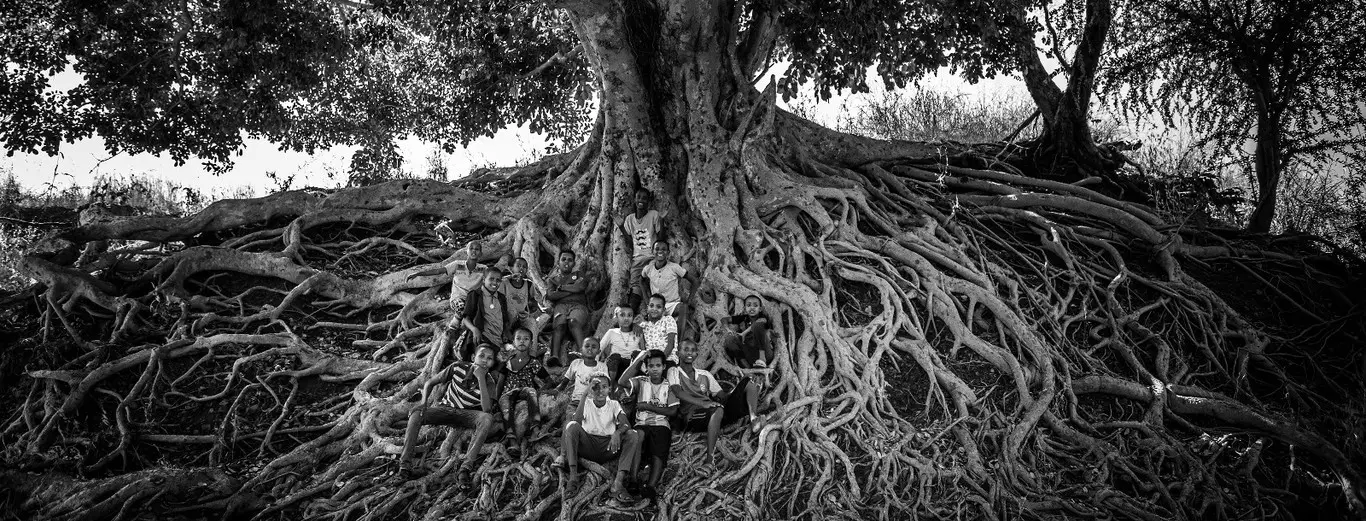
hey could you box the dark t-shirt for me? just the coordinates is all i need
[730,312,769,337]
[441,362,484,410]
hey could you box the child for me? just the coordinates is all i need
[502,257,551,343]
[537,357,571,427]
[400,344,501,486]
[621,189,662,311]
[639,240,698,324]
[600,304,646,383]
[546,250,592,361]
[459,265,513,361]
[500,328,544,455]
[407,239,487,361]
[668,340,762,464]
[639,294,679,362]
[561,337,609,410]
[562,375,641,502]
[618,349,678,499]
[725,295,773,368]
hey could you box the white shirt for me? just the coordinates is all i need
[566,359,608,401]
[601,327,642,357]
[623,210,661,260]
[642,261,687,303]
[632,376,678,427]
[581,398,623,437]
[640,315,678,362]
[667,366,721,396]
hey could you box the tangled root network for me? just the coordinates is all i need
[2,124,1363,521]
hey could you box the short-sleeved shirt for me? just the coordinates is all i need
[440,362,484,410]
[666,366,721,396]
[623,210,661,260]
[500,277,536,315]
[567,359,609,401]
[601,327,642,358]
[443,259,486,305]
[581,398,624,437]
[546,270,590,307]
[642,261,687,303]
[506,357,541,390]
[640,316,678,361]
[632,376,678,427]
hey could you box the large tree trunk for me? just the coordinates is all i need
[4,0,1364,519]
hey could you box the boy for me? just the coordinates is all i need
[599,304,645,383]
[618,349,678,499]
[562,375,641,502]
[501,257,551,344]
[460,266,514,361]
[725,295,773,368]
[561,337,609,410]
[407,239,486,361]
[668,340,761,464]
[639,294,679,362]
[639,240,698,322]
[546,250,592,361]
[621,189,662,311]
[400,344,501,486]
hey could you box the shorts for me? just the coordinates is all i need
[636,424,672,466]
[664,301,680,315]
[628,256,652,293]
[576,433,619,463]
[552,302,590,326]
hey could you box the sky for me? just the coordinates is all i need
[1,64,1036,197]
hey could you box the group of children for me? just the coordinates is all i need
[396,190,779,504]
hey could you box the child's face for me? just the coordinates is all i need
[646,298,665,319]
[634,190,650,213]
[547,365,566,378]
[678,342,698,364]
[615,307,635,327]
[466,240,483,260]
[482,271,501,291]
[589,376,610,400]
[744,297,762,316]
[514,330,532,351]
[582,338,601,359]
[652,241,669,262]
[557,252,574,270]
[512,259,528,279]
[644,357,664,380]
[472,347,495,368]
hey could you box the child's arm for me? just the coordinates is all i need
[610,408,629,452]
[570,397,586,424]
[644,388,678,417]
[473,365,496,414]
[617,351,647,388]
[407,266,447,279]
[663,332,677,360]
[559,366,577,393]
[670,383,717,408]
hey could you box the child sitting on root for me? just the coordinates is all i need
[561,375,641,503]
[601,304,645,384]
[668,340,763,465]
[500,327,544,456]
[560,337,609,412]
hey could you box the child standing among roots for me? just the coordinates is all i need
[618,349,679,499]
[500,327,543,455]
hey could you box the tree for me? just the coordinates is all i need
[1102,0,1366,233]
[2,0,1364,520]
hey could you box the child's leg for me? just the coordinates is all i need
[705,405,725,460]
[614,429,643,492]
[520,387,541,422]
[562,421,584,482]
[567,305,588,349]
[499,392,515,426]
[723,332,748,368]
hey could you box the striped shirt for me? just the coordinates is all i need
[440,363,483,410]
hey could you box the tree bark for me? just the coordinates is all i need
[1248,109,1283,233]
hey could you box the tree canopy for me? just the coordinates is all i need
[1102,0,1366,232]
